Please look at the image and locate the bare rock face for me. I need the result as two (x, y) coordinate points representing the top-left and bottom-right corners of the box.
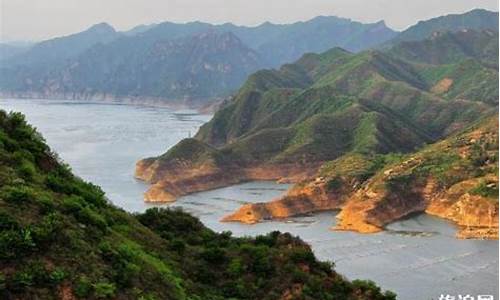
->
(143, 184), (177, 203)
(222, 180), (344, 223)
(225, 173), (498, 239)
(135, 151), (321, 203)
(426, 176), (499, 239)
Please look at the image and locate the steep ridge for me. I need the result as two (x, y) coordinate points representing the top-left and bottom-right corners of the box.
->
(0, 31), (264, 104)
(0, 110), (397, 299)
(2, 9), (496, 106)
(225, 116), (499, 239)
(0, 16), (396, 105)
(386, 9), (498, 45)
(247, 17), (396, 65)
(388, 29), (499, 66)
(136, 30), (497, 204)
(4, 23), (120, 67)
(388, 29), (499, 105)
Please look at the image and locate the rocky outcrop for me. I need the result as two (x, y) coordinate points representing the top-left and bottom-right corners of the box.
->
(224, 117), (499, 239)
(135, 156), (321, 202)
(225, 173), (498, 239)
(222, 178), (346, 224)
(426, 176), (499, 239)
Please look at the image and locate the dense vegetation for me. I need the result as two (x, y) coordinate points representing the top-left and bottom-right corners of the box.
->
(385, 9), (498, 45)
(320, 115), (499, 198)
(0, 111), (396, 299)
(147, 29), (497, 175)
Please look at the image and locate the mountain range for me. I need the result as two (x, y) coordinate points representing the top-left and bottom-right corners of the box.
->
(135, 22), (498, 238)
(1, 9), (497, 105)
(1, 7), (498, 299)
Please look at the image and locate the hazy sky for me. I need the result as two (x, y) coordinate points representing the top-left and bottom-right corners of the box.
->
(1, 0), (498, 42)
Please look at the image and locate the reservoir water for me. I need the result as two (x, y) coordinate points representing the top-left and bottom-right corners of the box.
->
(1, 99), (498, 300)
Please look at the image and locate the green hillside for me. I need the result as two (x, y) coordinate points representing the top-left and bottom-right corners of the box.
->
(388, 29), (498, 66)
(0, 111), (398, 299)
(387, 29), (499, 105)
(190, 30), (496, 164)
(136, 28), (497, 206)
(386, 9), (498, 45)
(223, 115), (498, 239)
(318, 115), (499, 200)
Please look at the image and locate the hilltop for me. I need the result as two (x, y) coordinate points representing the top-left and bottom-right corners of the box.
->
(385, 8), (498, 45)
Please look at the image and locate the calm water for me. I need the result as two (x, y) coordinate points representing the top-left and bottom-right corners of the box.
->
(1, 99), (498, 300)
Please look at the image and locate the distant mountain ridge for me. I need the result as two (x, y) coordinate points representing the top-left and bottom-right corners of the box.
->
(5, 23), (120, 67)
(386, 9), (499, 45)
(0, 15), (397, 104)
(0, 9), (498, 106)
(0, 31), (264, 105)
(222, 16), (397, 65)
(0, 44), (29, 61)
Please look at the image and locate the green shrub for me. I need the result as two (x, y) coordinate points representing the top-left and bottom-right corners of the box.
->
(290, 247), (316, 265)
(326, 177), (343, 191)
(35, 193), (55, 213)
(74, 276), (92, 298)
(77, 207), (107, 230)
(168, 238), (186, 253)
(11, 270), (34, 289)
(1, 185), (35, 203)
(0, 211), (18, 230)
(138, 294), (158, 300)
(32, 213), (63, 245)
(18, 160), (36, 181)
(385, 173), (414, 192)
(93, 282), (116, 298)
(0, 272), (6, 291)
(0, 228), (36, 259)
(49, 268), (66, 284)
(291, 268), (308, 283)
(227, 258), (244, 276)
(469, 142), (488, 167)
(61, 195), (85, 213)
(470, 181), (499, 198)
(201, 247), (226, 264)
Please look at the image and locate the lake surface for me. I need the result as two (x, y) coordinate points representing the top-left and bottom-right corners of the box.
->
(1, 99), (498, 300)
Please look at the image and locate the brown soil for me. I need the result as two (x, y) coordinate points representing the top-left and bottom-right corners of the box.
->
(431, 77), (453, 94)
